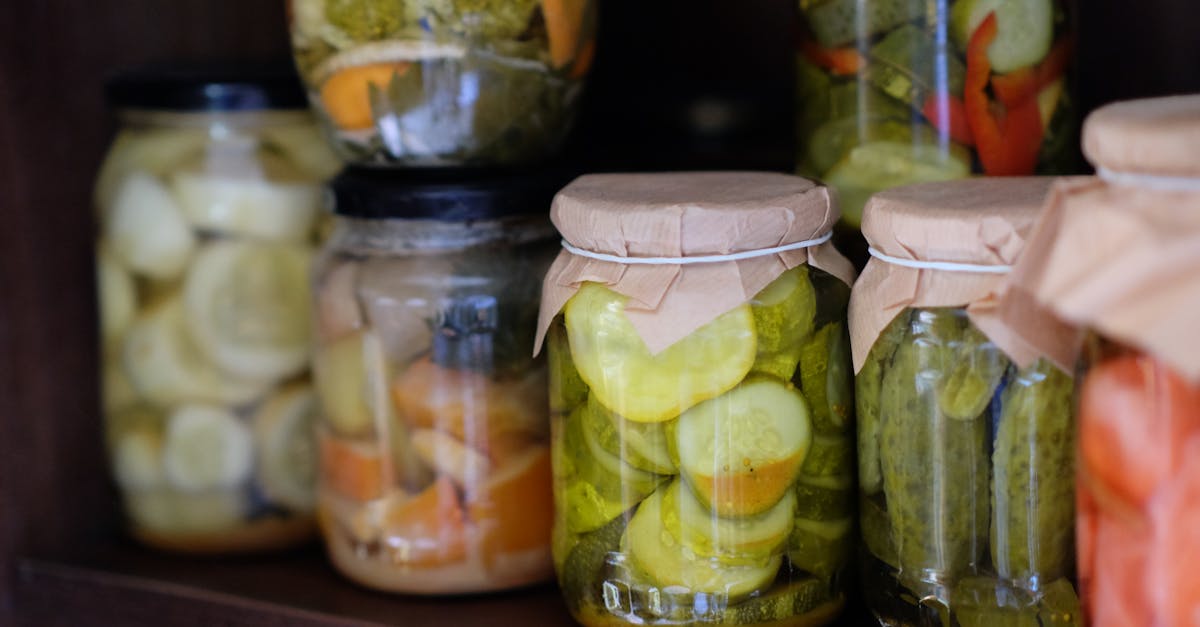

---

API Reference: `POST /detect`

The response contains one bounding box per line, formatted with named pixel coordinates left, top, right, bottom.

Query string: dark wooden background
left=1, top=0, right=1198, bottom=623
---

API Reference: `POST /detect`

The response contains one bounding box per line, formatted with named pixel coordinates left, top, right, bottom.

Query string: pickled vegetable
left=751, top=266, right=816, bottom=380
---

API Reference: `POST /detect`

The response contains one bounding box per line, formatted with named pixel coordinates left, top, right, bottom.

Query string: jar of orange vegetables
left=287, top=0, right=596, bottom=166
left=312, top=168, right=560, bottom=593
left=1007, top=95, right=1200, bottom=626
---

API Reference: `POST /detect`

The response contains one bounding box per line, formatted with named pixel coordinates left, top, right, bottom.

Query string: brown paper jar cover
left=849, top=177, right=1078, bottom=372
left=1008, top=96, right=1200, bottom=381
left=534, top=171, right=855, bottom=354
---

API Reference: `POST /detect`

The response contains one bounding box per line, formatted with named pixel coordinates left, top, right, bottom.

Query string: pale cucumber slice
left=183, top=240, right=312, bottom=381
left=750, top=265, right=816, bottom=381
left=253, top=384, right=319, bottom=512
left=824, top=141, right=971, bottom=227
left=661, top=479, right=796, bottom=565
left=171, top=172, right=322, bottom=242
left=125, top=490, right=249, bottom=535
left=548, top=322, right=588, bottom=415
left=260, top=123, right=342, bottom=180
left=97, top=247, right=137, bottom=354
left=112, top=426, right=166, bottom=490
left=162, top=404, right=255, bottom=492
left=806, top=116, right=917, bottom=179
left=582, top=394, right=675, bottom=475
left=94, top=129, right=208, bottom=215
left=624, top=487, right=781, bottom=599
left=787, top=517, right=853, bottom=578
left=104, top=172, right=196, bottom=281
left=793, top=476, right=854, bottom=521
left=564, top=282, right=756, bottom=423
left=122, top=299, right=269, bottom=408
left=952, top=0, right=1054, bottom=73
left=561, top=404, right=660, bottom=533
left=676, top=378, right=812, bottom=517
left=799, top=434, right=855, bottom=479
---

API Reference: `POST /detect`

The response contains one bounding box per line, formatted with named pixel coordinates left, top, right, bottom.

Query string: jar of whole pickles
left=850, top=178, right=1082, bottom=625
left=537, top=172, right=858, bottom=626
left=96, top=68, right=340, bottom=553
left=287, top=0, right=596, bottom=166
left=313, top=168, right=560, bottom=593
left=1006, top=95, right=1200, bottom=626
left=795, top=0, right=1080, bottom=255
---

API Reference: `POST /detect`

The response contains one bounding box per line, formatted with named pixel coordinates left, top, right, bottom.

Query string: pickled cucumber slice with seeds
left=800, top=434, right=855, bottom=479
left=750, top=266, right=816, bottom=381
left=787, top=517, right=853, bottom=578
left=951, top=0, right=1054, bottom=73
left=868, top=24, right=966, bottom=107
left=938, top=325, right=1008, bottom=420
left=797, top=322, right=854, bottom=434
left=1037, top=578, right=1082, bottom=626
left=560, top=511, right=628, bottom=613
left=805, top=116, right=917, bottom=178
left=563, top=404, right=662, bottom=533
left=824, top=141, right=971, bottom=227
left=991, top=360, right=1075, bottom=583
left=857, top=311, right=909, bottom=495
left=725, top=577, right=842, bottom=625
left=624, top=486, right=781, bottom=599
left=794, top=475, right=854, bottom=521
left=548, top=322, right=588, bottom=415
left=583, top=394, right=676, bottom=475
left=805, top=0, right=926, bottom=48
left=661, top=479, right=796, bottom=565
left=564, top=282, right=756, bottom=423
left=676, top=378, right=813, bottom=518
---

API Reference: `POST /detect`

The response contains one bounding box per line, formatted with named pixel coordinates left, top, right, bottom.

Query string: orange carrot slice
left=319, top=432, right=387, bottom=502
left=467, top=446, right=554, bottom=564
left=1149, top=438, right=1200, bottom=626
left=381, top=476, right=467, bottom=567
left=1089, top=514, right=1152, bottom=627
left=542, top=0, right=588, bottom=70
left=319, top=62, right=411, bottom=131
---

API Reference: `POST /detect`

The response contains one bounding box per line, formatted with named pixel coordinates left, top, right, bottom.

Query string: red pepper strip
left=992, top=36, right=1074, bottom=108
left=801, top=39, right=864, bottom=76
left=921, top=93, right=974, bottom=145
left=964, top=13, right=1044, bottom=175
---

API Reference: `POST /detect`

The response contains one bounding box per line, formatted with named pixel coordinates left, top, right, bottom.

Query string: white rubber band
left=868, top=247, right=1012, bottom=274
left=1098, top=166, right=1200, bottom=192
left=560, top=231, right=833, bottom=265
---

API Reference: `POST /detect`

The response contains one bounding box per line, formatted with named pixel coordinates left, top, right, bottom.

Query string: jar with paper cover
left=96, top=67, right=340, bottom=553
left=312, top=168, right=561, bottom=594
left=538, top=172, right=858, bottom=626
left=1006, top=95, right=1200, bottom=627
left=849, top=178, right=1081, bottom=626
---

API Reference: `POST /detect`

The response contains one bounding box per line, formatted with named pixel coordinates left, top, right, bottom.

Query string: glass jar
left=96, top=68, right=340, bottom=553
left=287, top=0, right=597, bottom=167
left=313, top=169, right=560, bottom=594
left=543, top=172, right=856, bottom=626
left=795, top=0, right=1079, bottom=236
left=857, top=308, right=1078, bottom=626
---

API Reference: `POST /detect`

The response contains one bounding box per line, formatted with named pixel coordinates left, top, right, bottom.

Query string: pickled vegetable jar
left=96, top=68, right=339, bottom=553
left=287, top=0, right=596, bottom=166
left=796, top=0, right=1079, bottom=232
left=313, top=169, right=560, bottom=594
left=1004, top=96, right=1200, bottom=627
left=850, top=178, right=1081, bottom=625
left=539, top=172, right=858, bottom=626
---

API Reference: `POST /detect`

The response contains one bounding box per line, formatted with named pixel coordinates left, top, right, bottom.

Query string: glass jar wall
left=287, top=0, right=596, bottom=166
left=312, top=170, right=560, bottom=594
left=857, top=307, right=1079, bottom=626
left=795, top=0, right=1079, bottom=232
left=96, top=70, right=339, bottom=553
left=550, top=267, right=854, bottom=626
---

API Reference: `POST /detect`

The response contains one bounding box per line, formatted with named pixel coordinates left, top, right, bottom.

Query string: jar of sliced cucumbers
left=96, top=69, right=340, bottom=553
left=796, top=0, right=1079, bottom=235
left=287, top=0, right=596, bottom=166
left=541, top=172, right=857, bottom=626
left=312, top=169, right=560, bottom=594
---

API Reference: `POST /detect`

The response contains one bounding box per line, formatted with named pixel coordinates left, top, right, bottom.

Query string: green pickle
left=859, top=308, right=1080, bottom=626
left=551, top=267, right=854, bottom=625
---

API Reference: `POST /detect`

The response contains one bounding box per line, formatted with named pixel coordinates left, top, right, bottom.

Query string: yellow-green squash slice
left=661, top=479, right=796, bottom=565
left=750, top=266, right=816, bottom=381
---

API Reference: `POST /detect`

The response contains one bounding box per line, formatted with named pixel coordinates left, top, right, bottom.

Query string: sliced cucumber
left=162, top=404, right=255, bottom=492
left=794, top=476, right=855, bottom=521
left=797, top=322, right=854, bottom=434
left=868, top=24, right=966, bottom=106
left=184, top=240, right=312, bottom=382
left=104, top=172, right=196, bottom=281
left=799, top=434, right=855, bottom=480
left=171, top=171, right=322, bottom=242
left=253, top=384, right=319, bottom=512
left=578, top=403, right=663, bottom=496
left=676, top=378, right=812, bottom=518
left=94, top=129, right=208, bottom=215
left=547, top=322, right=588, bottom=415
left=125, top=490, right=249, bottom=535
left=582, top=394, right=675, bottom=475
left=112, top=425, right=166, bottom=490
left=564, top=282, right=756, bottom=423
left=97, top=247, right=137, bottom=355
left=122, top=299, right=268, bottom=408
left=661, top=479, right=796, bottom=565
left=560, top=513, right=628, bottom=613
left=624, top=487, right=781, bottom=599
left=787, top=517, right=853, bottom=578
left=805, top=0, right=925, bottom=48
left=805, top=116, right=916, bottom=179
left=824, top=141, right=971, bottom=227
left=750, top=266, right=816, bottom=381
left=725, top=577, right=840, bottom=625
left=562, top=404, right=660, bottom=533
left=857, top=312, right=908, bottom=495
left=952, top=0, right=1054, bottom=73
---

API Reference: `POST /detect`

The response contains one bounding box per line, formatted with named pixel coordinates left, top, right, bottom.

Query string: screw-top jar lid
left=330, top=168, right=568, bottom=221
left=1083, top=94, right=1200, bottom=178
left=105, top=64, right=309, bottom=112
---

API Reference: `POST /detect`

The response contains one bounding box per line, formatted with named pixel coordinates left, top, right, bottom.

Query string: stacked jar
left=795, top=0, right=1080, bottom=259
left=1006, top=95, right=1200, bottom=626
left=540, top=172, right=858, bottom=626
left=95, top=69, right=340, bottom=553
left=849, top=178, right=1082, bottom=625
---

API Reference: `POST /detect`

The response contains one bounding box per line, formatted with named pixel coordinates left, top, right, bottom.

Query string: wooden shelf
left=13, top=539, right=876, bottom=626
